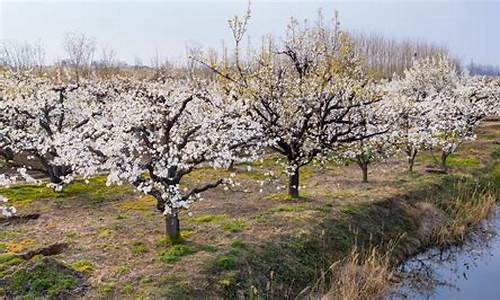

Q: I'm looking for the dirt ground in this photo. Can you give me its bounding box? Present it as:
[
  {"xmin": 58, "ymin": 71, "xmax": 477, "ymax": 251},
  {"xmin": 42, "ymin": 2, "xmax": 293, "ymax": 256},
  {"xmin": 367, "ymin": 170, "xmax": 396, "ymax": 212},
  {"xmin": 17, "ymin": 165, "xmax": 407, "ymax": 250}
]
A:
[{"xmin": 1, "ymin": 120, "xmax": 499, "ymax": 298}]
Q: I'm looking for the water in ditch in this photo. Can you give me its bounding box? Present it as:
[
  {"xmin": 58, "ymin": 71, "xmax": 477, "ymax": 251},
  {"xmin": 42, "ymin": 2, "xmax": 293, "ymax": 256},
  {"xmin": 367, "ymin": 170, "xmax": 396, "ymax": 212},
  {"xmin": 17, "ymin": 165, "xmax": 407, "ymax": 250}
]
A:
[{"xmin": 389, "ymin": 206, "xmax": 500, "ymax": 299}]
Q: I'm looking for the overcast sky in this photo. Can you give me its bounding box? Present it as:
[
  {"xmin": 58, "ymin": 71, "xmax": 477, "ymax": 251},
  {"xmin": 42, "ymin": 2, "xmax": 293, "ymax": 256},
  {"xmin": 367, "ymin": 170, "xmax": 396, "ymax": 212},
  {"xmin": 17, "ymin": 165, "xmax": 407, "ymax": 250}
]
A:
[{"xmin": 1, "ymin": 0, "xmax": 499, "ymax": 66}]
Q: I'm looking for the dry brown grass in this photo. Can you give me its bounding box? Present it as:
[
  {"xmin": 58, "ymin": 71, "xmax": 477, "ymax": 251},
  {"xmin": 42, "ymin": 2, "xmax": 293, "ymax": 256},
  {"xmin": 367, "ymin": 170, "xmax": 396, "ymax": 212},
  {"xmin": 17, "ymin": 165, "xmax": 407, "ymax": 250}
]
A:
[
  {"xmin": 303, "ymin": 245, "xmax": 394, "ymax": 300},
  {"xmin": 433, "ymin": 182, "xmax": 497, "ymax": 247}
]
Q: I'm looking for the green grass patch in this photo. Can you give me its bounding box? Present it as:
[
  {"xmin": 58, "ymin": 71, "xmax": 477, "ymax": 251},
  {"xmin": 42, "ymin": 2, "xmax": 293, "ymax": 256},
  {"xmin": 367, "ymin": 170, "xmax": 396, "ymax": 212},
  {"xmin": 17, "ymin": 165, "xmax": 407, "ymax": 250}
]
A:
[
  {"xmin": 4, "ymin": 257, "xmax": 84, "ymax": 299},
  {"xmin": 155, "ymin": 234, "xmax": 188, "ymax": 249},
  {"xmin": 264, "ymin": 193, "xmax": 308, "ymax": 202},
  {"xmin": 190, "ymin": 214, "xmax": 227, "ymax": 224},
  {"xmin": 491, "ymin": 163, "xmax": 500, "ymax": 188},
  {"xmin": 99, "ymin": 282, "xmax": 115, "ymax": 297},
  {"xmin": 159, "ymin": 245, "xmax": 196, "ymax": 264},
  {"xmin": 0, "ymin": 254, "xmax": 23, "ymax": 277},
  {"xmin": 214, "ymin": 256, "xmax": 236, "ymax": 270},
  {"xmin": 59, "ymin": 177, "xmax": 133, "ymax": 204},
  {"xmin": 71, "ymin": 260, "xmax": 93, "ymax": 274},
  {"xmin": 0, "ymin": 185, "xmax": 56, "ymax": 207},
  {"xmin": 98, "ymin": 228, "xmax": 110, "ymax": 238},
  {"xmin": 341, "ymin": 205, "xmax": 367, "ymax": 217},
  {"xmin": 271, "ymin": 204, "xmax": 307, "ymax": 213},
  {"xmin": 190, "ymin": 214, "xmax": 247, "ymax": 233},
  {"xmin": 199, "ymin": 244, "xmax": 218, "ymax": 253},
  {"xmin": 0, "ymin": 230, "xmax": 22, "ymax": 241},
  {"xmin": 446, "ymin": 156, "xmax": 480, "ymax": 169},
  {"xmin": 183, "ymin": 168, "xmax": 229, "ymax": 184},
  {"xmin": 210, "ymin": 240, "xmax": 249, "ymax": 272},
  {"xmin": 131, "ymin": 241, "xmax": 149, "ymax": 255},
  {"xmin": 491, "ymin": 147, "xmax": 500, "ymax": 160},
  {"xmin": 0, "ymin": 176, "xmax": 133, "ymax": 207},
  {"xmin": 120, "ymin": 284, "xmax": 134, "ymax": 295},
  {"xmin": 222, "ymin": 219, "xmax": 247, "ymax": 233}
]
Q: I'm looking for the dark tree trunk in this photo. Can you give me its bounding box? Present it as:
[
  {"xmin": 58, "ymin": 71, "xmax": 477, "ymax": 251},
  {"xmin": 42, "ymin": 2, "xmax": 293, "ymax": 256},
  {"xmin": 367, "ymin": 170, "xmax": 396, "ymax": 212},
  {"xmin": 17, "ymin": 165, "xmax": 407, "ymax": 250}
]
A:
[
  {"xmin": 227, "ymin": 160, "xmax": 235, "ymax": 171},
  {"xmin": 408, "ymin": 149, "xmax": 418, "ymax": 172},
  {"xmin": 355, "ymin": 156, "xmax": 369, "ymax": 183},
  {"xmin": 47, "ymin": 165, "xmax": 72, "ymax": 184},
  {"xmin": 441, "ymin": 150, "xmax": 450, "ymax": 171},
  {"xmin": 165, "ymin": 213, "xmax": 180, "ymax": 240},
  {"xmin": 361, "ymin": 163, "xmax": 368, "ymax": 183},
  {"xmin": 0, "ymin": 148, "xmax": 14, "ymax": 162},
  {"xmin": 288, "ymin": 167, "xmax": 300, "ymax": 198}
]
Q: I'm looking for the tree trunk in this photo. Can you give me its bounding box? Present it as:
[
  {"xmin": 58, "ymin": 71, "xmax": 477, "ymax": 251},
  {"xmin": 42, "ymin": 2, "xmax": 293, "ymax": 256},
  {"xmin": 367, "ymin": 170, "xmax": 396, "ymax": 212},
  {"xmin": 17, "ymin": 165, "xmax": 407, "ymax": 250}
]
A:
[
  {"xmin": 165, "ymin": 213, "xmax": 180, "ymax": 240},
  {"xmin": 288, "ymin": 167, "xmax": 299, "ymax": 198},
  {"xmin": 361, "ymin": 163, "xmax": 368, "ymax": 183},
  {"xmin": 47, "ymin": 165, "xmax": 72, "ymax": 184},
  {"xmin": 0, "ymin": 148, "xmax": 14, "ymax": 162},
  {"xmin": 356, "ymin": 156, "xmax": 369, "ymax": 183},
  {"xmin": 441, "ymin": 150, "xmax": 449, "ymax": 171},
  {"xmin": 408, "ymin": 149, "xmax": 418, "ymax": 172}
]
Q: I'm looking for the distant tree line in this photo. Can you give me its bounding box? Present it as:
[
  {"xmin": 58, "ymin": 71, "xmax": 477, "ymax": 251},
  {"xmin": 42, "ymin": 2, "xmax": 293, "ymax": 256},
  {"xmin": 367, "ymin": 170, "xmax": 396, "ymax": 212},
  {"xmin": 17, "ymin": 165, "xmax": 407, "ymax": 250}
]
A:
[
  {"xmin": 467, "ymin": 61, "xmax": 500, "ymax": 77},
  {"xmin": 1, "ymin": 27, "xmax": 499, "ymax": 82},
  {"xmin": 350, "ymin": 32, "xmax": 452, "ymax": 78}
]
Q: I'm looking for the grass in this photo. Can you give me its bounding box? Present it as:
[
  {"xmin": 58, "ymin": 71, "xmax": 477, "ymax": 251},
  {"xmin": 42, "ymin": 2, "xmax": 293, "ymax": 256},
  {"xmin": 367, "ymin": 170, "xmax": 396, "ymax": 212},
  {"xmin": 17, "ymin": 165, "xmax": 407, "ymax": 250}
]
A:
[
  {"xmin": 341, "ymin": 205, "xmax": 367, "ymax": 217},
  {"xmin": 491, "ymin": 147, "xmax": 500, "ymax": 160},
  {"xmin": 313, "ymin": 246, "xmax": 394, "ymax": 300},
  {"xmin": 1, "ymin": 240, "xmax": 35, "ymax": 254},
  {"xmin": 155, "ymin": 233, "xmax": 190, "ymax": 248},
  {"xmin": 131, "ymin": 241, "xmax": 149, "ymax": 255},
  {"xmin": 71, "ymin": 260, "xmax": 94, "ymax": 274},
  {"xmin": 118, "ymin": 196, "xmax": 155, "ymax": 212},
  {"xmin": 222, "ymin": 219, "xmax": 247, "ymax": 233},
  {"xmin": 189, "ymin": 214, "xmax": 247, "ymax": 233},
  {"xmin": 419, "ymin": 153, "xmax": 480, "ymax": 170},
  {"xmin": 3, "ymin": 257, "xmax": 83, "ymax": 299},
  {"xmin": 0, "ymin": 254, "xmax": 23, "ymax": 278},
  {"xmin": 209, "ymin": 240, "xmax": 249, "ymax": 273},
  {"xmin": 214, "ymin": 256, "xmax": 237, "ymax": 270},
  {"xmin": 199, "ymin": 244, "xmax": 218, "ymax": 252},
  {"xmin": 0, "ymin": 185, "xmax": 56, "ymax": 207},
  {"xmin": 264, "ymin": 193, "xmax": 308, "ymax": 202},
  {"xmin": 0, "ymin": 176, "xmax": 133, "ymax": 208},
  {"xmin": 433, "ymin": 177, "xmax": 498, "ymax": 247},
  {"xmin": 446, "ymin": 156, "xmax": 480, "ymax": 169},
  {"xmin": 159, "ymin": 245, "xmax": 196, "ymax": 264},
  {"xmin": 271, "ymin": 204, "xmax": 307, "ymax": 213},
  {"xmin": 190, "ymin": 214, "xmax": 227, "ymax": 224}
]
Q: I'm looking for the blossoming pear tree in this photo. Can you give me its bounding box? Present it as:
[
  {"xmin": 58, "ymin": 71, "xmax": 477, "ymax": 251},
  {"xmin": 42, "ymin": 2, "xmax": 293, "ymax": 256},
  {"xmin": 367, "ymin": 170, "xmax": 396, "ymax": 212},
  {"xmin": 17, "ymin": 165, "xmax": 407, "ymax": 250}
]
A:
[
  {"xmin": 198, "ymin": 12, "xmax": 385, "ymax": 197},
  {"xmin": 95, "ymin": 77, "xmax": 263, "ymax": 239},
  {"xmin": 387, "ymin": 56, "xmax": 459, "ymax": 172},
  {"xmin": 430, "ymin": 73, "xmax": 500, "ymax": 169},
  {"xmin": 0, "ymin": 71, "xmax": 106, "ymax": 190},
  {"xmin": 337, "ymin": 82, "xmax": 398, "ymax": 182}
]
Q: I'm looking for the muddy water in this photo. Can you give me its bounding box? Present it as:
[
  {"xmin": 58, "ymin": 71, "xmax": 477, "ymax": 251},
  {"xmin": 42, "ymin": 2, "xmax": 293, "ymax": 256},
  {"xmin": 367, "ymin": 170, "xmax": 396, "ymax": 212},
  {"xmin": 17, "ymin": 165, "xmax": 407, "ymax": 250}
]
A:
[{"xmin": 390, "ymin": 207, "xmax": 500, "ymax": 299}]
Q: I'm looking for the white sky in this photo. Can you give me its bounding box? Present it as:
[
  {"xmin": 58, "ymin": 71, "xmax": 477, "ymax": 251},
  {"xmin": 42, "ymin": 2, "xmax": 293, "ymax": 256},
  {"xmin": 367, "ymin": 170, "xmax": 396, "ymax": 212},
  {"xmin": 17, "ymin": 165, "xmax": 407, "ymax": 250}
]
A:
[{"xmin": 1, "ymin": 0, "xmax": 499, "ymax": 66}]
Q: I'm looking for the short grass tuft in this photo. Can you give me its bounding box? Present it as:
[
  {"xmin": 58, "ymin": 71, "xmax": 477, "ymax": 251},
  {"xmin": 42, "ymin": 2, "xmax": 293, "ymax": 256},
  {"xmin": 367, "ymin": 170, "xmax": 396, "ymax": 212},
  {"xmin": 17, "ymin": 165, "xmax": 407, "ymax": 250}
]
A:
[{"xmin": 159, "ymin": 245, "xmax": 196, "ymax": 264}]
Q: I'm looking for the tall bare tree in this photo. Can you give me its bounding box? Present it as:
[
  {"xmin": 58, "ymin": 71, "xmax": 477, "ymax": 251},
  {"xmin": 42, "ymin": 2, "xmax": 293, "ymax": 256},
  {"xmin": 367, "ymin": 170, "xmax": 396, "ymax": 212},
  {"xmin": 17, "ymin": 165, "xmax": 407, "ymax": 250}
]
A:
[
  {"xmin": 0, "ymin": 40, "xmax": 45, "ymax": 71},
  {"xmin": 63, "ymin": 32, "xmax": 96, "ymax": 81}
]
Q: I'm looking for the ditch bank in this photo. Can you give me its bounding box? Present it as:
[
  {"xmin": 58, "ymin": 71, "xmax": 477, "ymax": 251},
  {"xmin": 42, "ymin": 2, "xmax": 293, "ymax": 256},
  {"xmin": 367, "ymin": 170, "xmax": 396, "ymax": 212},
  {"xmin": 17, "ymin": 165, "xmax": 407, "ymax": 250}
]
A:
[{"xmin": 202, "ymin": 161, "xmax": 500, "ymax": 298}]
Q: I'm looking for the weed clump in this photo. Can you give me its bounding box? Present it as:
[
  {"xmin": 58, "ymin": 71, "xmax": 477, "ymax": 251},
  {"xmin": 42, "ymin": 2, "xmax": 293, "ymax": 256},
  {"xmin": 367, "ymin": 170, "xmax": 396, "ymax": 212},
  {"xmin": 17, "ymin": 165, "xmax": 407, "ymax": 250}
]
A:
[
  {"xmin": 71, "ymin": 260, "xmax": 94, "ymax": 274},
  {"xmin": 131, "ymin": 242, "xmax": 149, "ymax": 255},
  {"xmin": 1, "ymin": 257, "xmax": 86, "ymax": 299},
  {"xmin": 223, "ymin": 219, "xmax": 247, "ymax": 233},
  {"xmin": 159, "ymin": 245, "xmax": 196, "ymax": 264},
  {"xmin": 315, "ymin": 246, "xmax": 394, "ymax": 300},
  {"xmin": 433, "ymin": 178, "xmax": 497, "ymax": 247}
]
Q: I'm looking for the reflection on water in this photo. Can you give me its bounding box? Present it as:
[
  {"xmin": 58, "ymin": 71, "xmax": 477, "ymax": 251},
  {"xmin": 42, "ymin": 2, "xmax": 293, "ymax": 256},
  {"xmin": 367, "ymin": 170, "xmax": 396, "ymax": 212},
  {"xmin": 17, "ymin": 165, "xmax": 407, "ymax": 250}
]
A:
[{"xmin": 390, "ymin": 207, "xmax": 500, "ymax": 300}]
